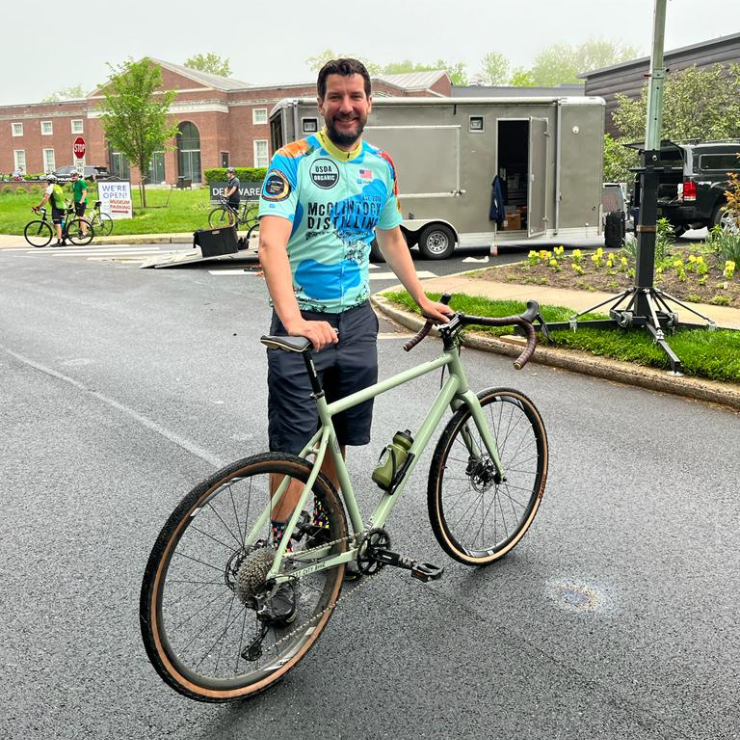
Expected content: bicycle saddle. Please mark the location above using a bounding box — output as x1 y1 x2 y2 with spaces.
260 335 311 353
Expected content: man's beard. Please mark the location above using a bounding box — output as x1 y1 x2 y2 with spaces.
326 115 366 148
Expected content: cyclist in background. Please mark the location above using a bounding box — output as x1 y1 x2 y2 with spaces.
225 167 240 214
33 174 66 245
70 171 88 236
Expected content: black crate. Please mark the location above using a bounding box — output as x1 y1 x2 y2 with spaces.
193 226 239 258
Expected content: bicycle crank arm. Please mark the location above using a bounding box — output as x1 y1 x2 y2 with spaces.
368 547 444 583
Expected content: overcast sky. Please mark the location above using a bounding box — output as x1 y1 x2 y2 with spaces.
3 0 738 106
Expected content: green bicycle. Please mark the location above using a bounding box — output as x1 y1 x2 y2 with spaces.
139 295 549 702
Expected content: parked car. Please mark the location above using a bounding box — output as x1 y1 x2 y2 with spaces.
52 165 110 182
630 140 740 235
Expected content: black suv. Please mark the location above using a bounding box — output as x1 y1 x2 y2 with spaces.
631 140 740 235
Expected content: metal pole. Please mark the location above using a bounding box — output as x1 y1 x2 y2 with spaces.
634 0 668 310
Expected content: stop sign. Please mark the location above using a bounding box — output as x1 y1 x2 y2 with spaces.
73 137 86 160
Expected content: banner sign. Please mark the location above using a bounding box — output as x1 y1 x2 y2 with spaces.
99 180 133 220
209 180 263 204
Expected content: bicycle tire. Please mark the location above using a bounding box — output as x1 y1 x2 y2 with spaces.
245 222 259 249
24 220 53 248
65 218 94 246
140 452 347 702
208 206 236 229
427 388 548 565
96 212 114 236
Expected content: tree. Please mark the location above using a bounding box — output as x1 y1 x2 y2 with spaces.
98 58 180 208
603 133 639 182
612 63 740 141
42 85 85 102
183 53 232 77
306 50 381 75
480 52 510 86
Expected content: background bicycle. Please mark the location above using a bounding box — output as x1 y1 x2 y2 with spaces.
207 197 260 247
24 207 94 247
86 200 114 237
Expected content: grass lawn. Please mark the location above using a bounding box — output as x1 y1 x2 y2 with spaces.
0 186 246 236
384 291 740 385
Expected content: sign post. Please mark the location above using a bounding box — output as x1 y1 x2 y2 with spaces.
73 136 86 175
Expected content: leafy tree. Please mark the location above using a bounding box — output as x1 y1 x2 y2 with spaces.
509 67 535 87
183 53 232 77
42 85 85 102
306 50 381 75
526 38 639 86
480 52 510 86
612 63 740 142
603 133 639 182
98 58 180 207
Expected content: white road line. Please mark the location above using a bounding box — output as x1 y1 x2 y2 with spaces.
208 269 261 275
50 249 168 257
370 271 437 279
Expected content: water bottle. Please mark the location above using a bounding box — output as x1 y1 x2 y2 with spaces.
371 430 414 491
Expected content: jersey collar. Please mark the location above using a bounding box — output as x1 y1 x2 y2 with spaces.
317 128 363 161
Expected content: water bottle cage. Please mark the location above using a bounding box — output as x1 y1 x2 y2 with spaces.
388 451 414 494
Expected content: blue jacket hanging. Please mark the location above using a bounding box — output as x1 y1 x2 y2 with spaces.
489 175 506 226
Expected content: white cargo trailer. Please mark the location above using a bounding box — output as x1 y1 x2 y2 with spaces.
269 95 605 259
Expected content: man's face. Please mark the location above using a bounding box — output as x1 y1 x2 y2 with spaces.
318 73 372 149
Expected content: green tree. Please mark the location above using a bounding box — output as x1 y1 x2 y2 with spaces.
603 133 639 182
612 63 740 141
306 50 381 75
183 53 232 77
480 52 510 86
509 67 535 87
98 58 180 208
42 85 85 102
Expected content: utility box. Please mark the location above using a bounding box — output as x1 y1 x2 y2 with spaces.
193 226 239 257
269 95 606 257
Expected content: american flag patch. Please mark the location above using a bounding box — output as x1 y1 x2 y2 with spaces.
359 168 373 179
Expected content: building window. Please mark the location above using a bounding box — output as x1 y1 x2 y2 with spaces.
221 152 229 168
302 118 318 134
71 119 84 134
469 116 484 133
253 108 268 125
14 150 26 174
12 122 23 137
253 139 269 168
41 121 53 136
43 148 56 172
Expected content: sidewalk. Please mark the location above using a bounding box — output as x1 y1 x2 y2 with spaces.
0 232 193 248
374 274 740 411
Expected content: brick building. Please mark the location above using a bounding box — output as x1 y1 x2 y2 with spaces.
0 60 450 185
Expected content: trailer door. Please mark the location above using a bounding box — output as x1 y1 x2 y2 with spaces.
528 118 548 237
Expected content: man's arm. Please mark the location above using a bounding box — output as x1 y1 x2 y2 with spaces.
375 226 453 323
258 216 338 350
33 192 50 211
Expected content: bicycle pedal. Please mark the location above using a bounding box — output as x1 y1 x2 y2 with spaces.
410 562 444 583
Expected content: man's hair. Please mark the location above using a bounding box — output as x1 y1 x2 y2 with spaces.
317 58 371 100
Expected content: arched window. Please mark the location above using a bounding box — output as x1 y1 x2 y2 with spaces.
176 122 202 184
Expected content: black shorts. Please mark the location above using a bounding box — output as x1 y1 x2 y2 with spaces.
267 301 379 455
74 202 86 217
51 206 64 225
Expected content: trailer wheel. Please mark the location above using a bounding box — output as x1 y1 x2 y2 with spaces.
369 238 385 263
418 224 455 260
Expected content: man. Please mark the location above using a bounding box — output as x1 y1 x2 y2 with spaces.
70 171 88 235
224 166 240 216
258 58 452 602
33 174 66 245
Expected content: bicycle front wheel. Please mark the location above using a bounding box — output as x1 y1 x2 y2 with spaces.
428 388 548 565
24 220 53 247
66 218 94 245
96 212 114 236
208 206 236 228
140 453 348 702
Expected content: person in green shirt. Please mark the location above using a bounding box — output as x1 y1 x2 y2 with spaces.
70 171 88 236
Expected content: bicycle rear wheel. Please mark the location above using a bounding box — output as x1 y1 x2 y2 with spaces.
428 388 548 565
96 212 114 236
140 453 347 702
24 220 53 247
208 206 236 228
66 218 94 245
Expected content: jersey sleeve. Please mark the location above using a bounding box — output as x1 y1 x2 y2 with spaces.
376 150 403 230
258 150 300 223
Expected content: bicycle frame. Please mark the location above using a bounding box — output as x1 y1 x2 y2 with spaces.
253 341 507 583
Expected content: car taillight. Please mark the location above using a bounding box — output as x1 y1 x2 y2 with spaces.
681 179 697 202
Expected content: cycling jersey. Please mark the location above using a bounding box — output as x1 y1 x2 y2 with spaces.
258 128 402 313
46 183 66 209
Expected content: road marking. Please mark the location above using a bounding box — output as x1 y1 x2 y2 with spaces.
370 271 437 280
208 269 262 275
50 249 167 256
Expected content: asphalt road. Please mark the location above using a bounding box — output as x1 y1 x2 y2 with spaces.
1 247 738 740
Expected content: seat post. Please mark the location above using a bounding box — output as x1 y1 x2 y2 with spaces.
301 351 324 398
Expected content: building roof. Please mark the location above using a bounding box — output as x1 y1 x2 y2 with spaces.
580 31 740 79
151 59 253 90
374 70 449 90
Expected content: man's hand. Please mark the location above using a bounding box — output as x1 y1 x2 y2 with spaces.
283 317 339 352
418 295 454 324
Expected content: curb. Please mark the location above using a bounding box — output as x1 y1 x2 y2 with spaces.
371 294 740 412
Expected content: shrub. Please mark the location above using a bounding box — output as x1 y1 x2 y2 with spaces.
706 225 740 265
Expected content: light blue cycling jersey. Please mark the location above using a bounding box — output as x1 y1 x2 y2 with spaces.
258 128 403 313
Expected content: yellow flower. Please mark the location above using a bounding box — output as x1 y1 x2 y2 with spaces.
572 249 582 259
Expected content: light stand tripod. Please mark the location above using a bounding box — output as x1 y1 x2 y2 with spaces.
544 0 716 374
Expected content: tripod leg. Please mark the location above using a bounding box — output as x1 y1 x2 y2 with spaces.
643 292 683 374
652 288 717 328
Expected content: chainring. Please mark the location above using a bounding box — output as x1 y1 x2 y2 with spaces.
356 528 391 575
